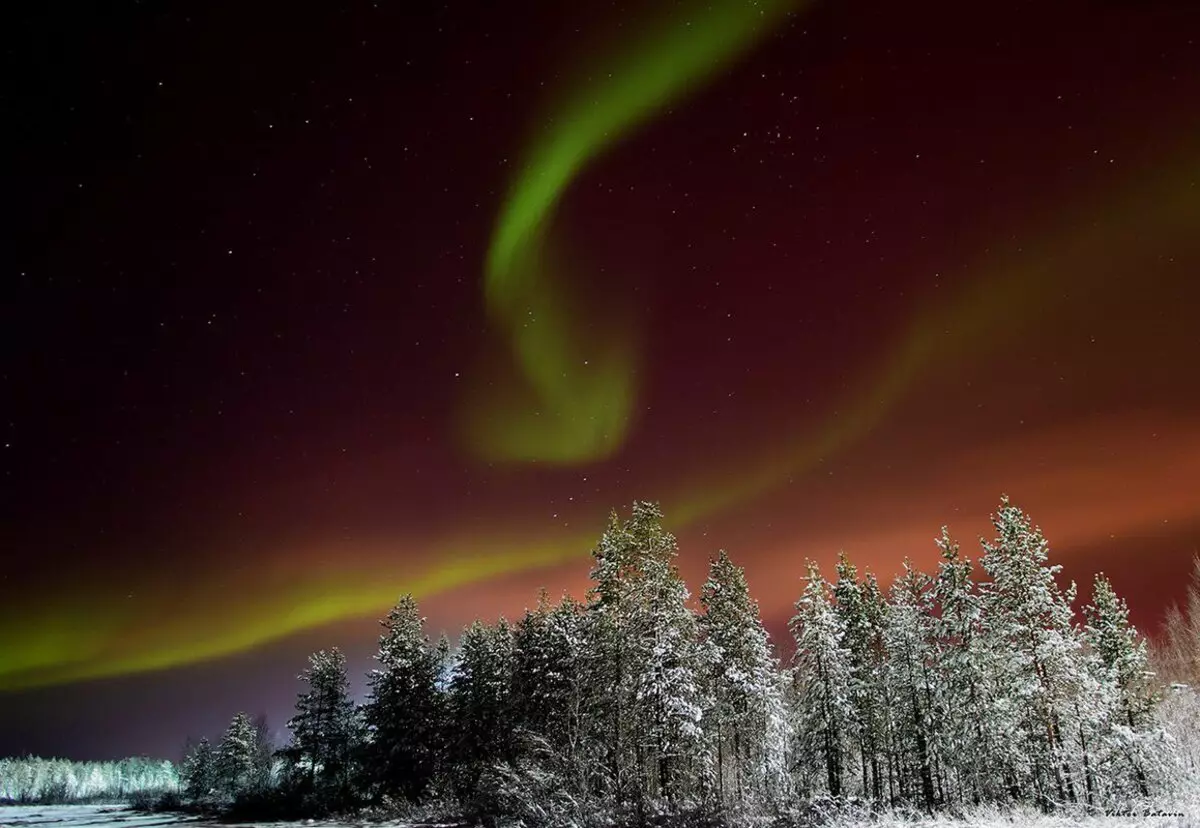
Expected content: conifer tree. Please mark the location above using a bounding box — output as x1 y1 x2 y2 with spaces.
884 562 940 812
831 553 888 801
1084 572 1156 797
216 711 259 798
363 594 446 804
930 527 1001 804
286 648 362 802
979 497 1086 808
635 535 708 802
789 562 852 797
181 737 215 801
449 618 516 803
511 591 590 783
700 550 790 806
585 508 638 801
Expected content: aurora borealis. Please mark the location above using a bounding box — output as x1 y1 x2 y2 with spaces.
4 0 1200 758
467 0 799 464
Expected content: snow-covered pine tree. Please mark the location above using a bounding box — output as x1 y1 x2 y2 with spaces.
789 561 853 798
831 553 888 801
362 594 446 804
979 496 1087 809
181 736 215 801
215 711 259 798
448 618 516 804
634 529 708 803
285 647 362 803
512 590 560 740
883 561 940 812
585 508 638 802
583 502 707 806
929 527 1003 806
700 550 790 808
511 592 589 778
1084 572 1157 798
859 571 899 804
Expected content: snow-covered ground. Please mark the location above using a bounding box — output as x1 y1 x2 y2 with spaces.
856 809 1198 828
0 806 421 828
0 806 210 828
1 805 1195 828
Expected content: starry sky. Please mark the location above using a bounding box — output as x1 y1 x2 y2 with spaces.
3 0 1199 760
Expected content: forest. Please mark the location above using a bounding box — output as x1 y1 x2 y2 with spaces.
4 498 1199 826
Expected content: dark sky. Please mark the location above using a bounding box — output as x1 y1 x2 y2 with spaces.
3 0 1199 760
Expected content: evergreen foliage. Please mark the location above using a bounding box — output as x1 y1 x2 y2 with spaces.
283 647 361 807
214 712 259 798
362 594 446 804
151 498 1194 822
180 737 215 801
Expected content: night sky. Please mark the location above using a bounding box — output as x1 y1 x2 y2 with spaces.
3 0 1199 760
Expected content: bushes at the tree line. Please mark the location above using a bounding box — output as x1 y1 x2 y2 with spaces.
156 498 1194 824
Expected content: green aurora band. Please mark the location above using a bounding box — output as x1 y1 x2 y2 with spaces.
463 0 801 464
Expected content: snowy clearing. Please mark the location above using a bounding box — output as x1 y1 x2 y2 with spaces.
0 806 209 828
1 804 1197 828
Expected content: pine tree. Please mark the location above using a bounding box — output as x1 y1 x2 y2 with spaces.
512 593 591 770
581 502 710 805
789 561 853 798
979 496 1086 808
585 508 638 802
285 648 362 804
181 737 215 801
700 550 790 807
883 561 940 812
363 594 446 804
831 553 889 801
929 527 1002 805
635 535 708 802
1084 572 1157 798
448 618 516 804
216 711 259 798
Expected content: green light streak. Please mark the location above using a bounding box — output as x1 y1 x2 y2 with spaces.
467 0 800 463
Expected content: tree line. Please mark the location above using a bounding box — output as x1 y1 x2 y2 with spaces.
0 756 177 805
177 498 1196 823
